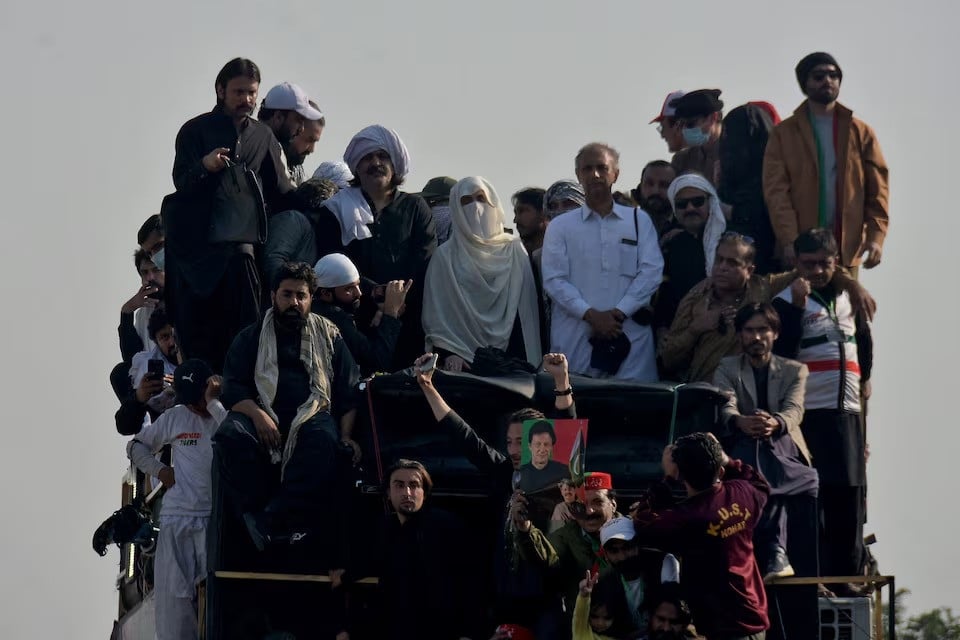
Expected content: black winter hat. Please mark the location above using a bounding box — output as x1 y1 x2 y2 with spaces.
795 52 843 91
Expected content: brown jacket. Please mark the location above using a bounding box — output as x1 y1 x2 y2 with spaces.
660 271 797 382
714 353 811 464
762 101 889 266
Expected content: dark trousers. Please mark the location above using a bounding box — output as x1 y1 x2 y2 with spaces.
212 410 339 523
172 252 260 373
819 485 866 578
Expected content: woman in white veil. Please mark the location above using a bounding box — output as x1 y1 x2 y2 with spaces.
422 176 542 372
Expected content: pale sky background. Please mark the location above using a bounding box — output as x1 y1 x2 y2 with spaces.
0 0 955 636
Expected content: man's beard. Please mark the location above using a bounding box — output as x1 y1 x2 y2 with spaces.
640 195 672 218
334 298 361 315
807 86 837 106
273 303 306 332
282 142 305 169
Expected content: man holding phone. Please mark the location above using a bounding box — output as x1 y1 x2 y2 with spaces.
312 253 413 376
128 311 181 414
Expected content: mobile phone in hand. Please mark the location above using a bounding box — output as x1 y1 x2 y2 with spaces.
147 359 165 381
418 353 439 374
372 284 386 303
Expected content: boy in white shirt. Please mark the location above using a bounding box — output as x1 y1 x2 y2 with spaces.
127 359 226 640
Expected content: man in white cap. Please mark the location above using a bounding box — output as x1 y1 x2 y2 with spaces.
283 101 325 186
258 82 325 185
650 90 687 154
319 124 436 369
312 253 412 376
601 516 681 630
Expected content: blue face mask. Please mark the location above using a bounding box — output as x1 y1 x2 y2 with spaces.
682 126 711 147
151 247 165 272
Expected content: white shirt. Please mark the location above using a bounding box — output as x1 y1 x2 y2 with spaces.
127 402 227 517
541 202 663 381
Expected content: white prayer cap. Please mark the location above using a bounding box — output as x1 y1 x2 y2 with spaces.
314 253 360 289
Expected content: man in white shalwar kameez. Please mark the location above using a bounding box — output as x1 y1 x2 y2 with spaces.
542 143 664 382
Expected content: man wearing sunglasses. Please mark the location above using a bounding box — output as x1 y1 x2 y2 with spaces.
763 52 890 273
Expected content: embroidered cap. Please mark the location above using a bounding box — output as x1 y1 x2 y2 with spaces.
583 472 614 491
495 624 535 640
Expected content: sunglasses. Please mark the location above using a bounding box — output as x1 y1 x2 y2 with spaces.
721 230 755 244
674 195 708 210
811 70 841 82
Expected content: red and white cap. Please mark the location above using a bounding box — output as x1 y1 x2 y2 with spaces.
649 90 686 124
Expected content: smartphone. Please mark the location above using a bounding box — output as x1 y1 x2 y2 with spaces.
418 353 439 374
372 284 386 303
147 359 165 381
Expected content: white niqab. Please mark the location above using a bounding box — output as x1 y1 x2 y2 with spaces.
667 173 727 275
422 177 541 365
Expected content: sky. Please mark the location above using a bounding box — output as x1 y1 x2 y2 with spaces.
0 0 955 636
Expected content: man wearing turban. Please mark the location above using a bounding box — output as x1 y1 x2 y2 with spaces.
315 124 437 369
763 52 890 272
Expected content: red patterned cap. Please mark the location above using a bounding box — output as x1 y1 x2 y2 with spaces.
496 624 535 640
583 472 613 491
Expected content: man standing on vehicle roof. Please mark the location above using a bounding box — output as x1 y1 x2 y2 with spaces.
772 228 873 597
163 57 295 374
541 143 663 382
258 82 325 186
763 52 889 272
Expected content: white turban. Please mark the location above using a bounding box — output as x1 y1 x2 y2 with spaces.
313 253 360 289
667 174 727 275
312 161 354 189
342 124 410 178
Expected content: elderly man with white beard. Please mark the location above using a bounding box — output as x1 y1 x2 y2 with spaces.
542 143 664 382
422 176 542 372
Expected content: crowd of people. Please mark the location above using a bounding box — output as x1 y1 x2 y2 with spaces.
110 49 890 639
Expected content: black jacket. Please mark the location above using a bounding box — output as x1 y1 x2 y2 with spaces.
372 507 482 639
164 106 294 296
319 190 437 369
312 300 402 377
221 315 360 428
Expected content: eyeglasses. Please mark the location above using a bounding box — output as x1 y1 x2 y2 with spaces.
811 70 841 82
674 195 708 210
721 230 755 244
656 120 678 134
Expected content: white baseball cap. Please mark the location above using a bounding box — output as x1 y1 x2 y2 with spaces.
649 89 685 124
600 516 636 547
263 82 324 120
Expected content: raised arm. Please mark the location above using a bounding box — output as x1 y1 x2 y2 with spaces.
415 353 509 473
